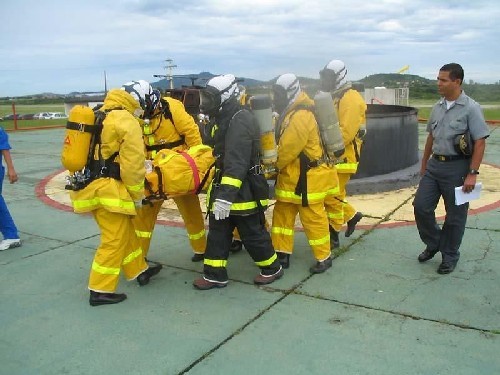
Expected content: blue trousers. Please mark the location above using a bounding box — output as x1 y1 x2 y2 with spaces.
413 158 469 264
0 166 19 240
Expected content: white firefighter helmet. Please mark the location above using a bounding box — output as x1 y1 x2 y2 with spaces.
145 89 162 119
320 59 347 92
199 74 240 115
272 73 301 114
121 80 154 117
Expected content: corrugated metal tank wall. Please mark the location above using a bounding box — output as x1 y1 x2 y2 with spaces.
354 104 419 178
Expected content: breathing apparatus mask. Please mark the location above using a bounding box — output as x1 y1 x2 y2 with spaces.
272 73 301 115
319 59 347 92
200 74 239 117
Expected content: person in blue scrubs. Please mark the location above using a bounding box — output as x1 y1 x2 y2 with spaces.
0 127 21 251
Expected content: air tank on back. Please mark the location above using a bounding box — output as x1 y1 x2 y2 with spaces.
250 94 277 168
313 91 345 159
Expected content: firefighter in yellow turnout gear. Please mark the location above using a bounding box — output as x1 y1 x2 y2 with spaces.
131 83 207 262
271 74 339 274
68 86 162 306
320 60 366 248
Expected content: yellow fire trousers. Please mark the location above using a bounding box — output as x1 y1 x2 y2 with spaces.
271 200 331 261
88 208 148 293
324 173 357 232
133 194 207 257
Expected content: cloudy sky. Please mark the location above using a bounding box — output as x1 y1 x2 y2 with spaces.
1 0 499 96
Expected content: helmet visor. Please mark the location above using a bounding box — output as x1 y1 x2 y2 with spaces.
199 86 220 115
272 85 288 114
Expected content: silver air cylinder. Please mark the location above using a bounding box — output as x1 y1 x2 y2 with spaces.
251 95 277 165
313 91 345 158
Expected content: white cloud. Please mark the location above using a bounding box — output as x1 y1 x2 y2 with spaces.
0 0 499 96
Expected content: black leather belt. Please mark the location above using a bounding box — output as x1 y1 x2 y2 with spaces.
432 154 471 161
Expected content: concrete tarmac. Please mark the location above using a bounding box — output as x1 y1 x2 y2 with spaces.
0 125 499 375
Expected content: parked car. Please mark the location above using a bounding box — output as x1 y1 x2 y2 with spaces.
1 114 21 120
48 112 68 119
19 113 35 120
34 112 52 120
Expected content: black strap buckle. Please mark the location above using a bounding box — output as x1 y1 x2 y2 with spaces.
249 164 263 175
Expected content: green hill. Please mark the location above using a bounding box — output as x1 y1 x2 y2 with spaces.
358 73 500 102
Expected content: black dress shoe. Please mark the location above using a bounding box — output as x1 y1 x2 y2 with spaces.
277 252 290 269
310 257 333 274
345 212 363 237
230 239 243 253
191 253 204 262
437 262 456 274
137 263 162 286
330 227 340 249
89 291 127 306
418 249 437 263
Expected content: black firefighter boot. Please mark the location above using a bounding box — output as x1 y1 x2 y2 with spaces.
137 263 162 286
230 239 243 254
277 252 290 269
330 226 340 249
89 291 127 306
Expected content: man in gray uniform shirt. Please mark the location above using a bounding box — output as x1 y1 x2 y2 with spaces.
413 63 490 274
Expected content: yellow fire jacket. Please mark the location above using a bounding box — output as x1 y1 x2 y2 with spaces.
334 88 367 174
143 97 202 159
275 92 338 205
70 89 145 215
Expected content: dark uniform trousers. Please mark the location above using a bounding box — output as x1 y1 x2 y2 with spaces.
413 157 470 264
204 211 281 282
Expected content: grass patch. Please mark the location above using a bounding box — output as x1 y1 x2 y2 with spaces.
0 104 65 117
412 102 500 122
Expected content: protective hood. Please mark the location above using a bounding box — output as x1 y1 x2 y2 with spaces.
101 89 141 116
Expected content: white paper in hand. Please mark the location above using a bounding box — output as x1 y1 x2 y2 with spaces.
455 182 482 205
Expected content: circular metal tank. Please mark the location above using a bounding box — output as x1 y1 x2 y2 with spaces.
354 104 419 178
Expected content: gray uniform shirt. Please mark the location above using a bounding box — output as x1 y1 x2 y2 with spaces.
427 91 490 155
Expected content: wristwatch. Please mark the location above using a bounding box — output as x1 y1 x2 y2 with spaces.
468 169 480 175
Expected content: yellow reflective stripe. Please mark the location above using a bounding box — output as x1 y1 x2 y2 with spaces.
336 162 358 171
326 186 340 195
221 176 242 188
327 212 343 219
271 226 294 236
146 135 155 145
231 200 268 211
73 197 135 211
274 189 327 201
122 247 143 265
126 181 144 192
143 125 152 135
211 124 218 137
309 234 330 246
188 228 206 241
135 230 152 238
92 260 120 275
255 252 277 267
204 258 228 268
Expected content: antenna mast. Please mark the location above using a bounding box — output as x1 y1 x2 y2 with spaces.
165 59 177 89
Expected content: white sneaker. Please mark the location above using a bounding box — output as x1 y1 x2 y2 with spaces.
0 238 22 251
